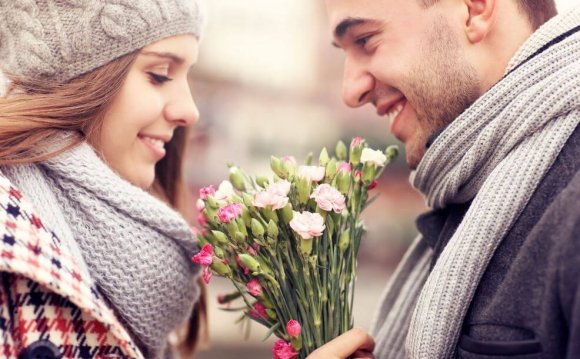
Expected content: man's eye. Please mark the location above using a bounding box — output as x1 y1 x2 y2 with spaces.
148 72 173 84
354 35 372 47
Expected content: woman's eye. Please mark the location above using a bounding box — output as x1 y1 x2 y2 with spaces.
148 72 173 84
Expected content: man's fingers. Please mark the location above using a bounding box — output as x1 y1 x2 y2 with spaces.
310 328 375 357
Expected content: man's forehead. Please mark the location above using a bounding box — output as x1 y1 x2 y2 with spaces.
325 0 385 33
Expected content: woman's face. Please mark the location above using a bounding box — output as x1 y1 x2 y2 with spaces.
95 34 199 189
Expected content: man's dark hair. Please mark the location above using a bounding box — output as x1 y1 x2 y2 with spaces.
421 0 557 30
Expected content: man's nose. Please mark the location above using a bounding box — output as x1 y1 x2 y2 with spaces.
342 57 374 108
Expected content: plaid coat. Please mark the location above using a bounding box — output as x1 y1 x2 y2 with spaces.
0 173 143 358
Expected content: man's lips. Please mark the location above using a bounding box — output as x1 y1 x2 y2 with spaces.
377 97 407 137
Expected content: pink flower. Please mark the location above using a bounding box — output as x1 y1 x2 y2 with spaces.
350 137 365 148
368 179 378 190
286 320 301 338
192 244 214 266
272 339 298 359
196 198 205 211
217 294 227 304
246 279 263 297
297 165 325 182
253 180 291 210
236 255 250 275
217 203 243 223
197 212 209 227
215 181 235 200
199 185 215 200
202 267 212 284
310 184 346 213
249 302 268 320
281 156 297 165
337 162 352 173
289 211 325 240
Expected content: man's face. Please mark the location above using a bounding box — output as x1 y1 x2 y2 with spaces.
326 0 481 169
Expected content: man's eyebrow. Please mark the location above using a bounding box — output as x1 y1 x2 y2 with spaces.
140 51 185 64
332 17 382 47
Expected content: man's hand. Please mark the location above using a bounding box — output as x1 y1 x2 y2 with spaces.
306 328 375 359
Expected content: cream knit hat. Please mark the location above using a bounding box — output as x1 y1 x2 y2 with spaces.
0 0 207 83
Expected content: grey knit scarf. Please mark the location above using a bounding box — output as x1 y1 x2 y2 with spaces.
1 139 200 359
371 7 580 359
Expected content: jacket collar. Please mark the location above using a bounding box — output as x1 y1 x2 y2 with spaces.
0 173 143 359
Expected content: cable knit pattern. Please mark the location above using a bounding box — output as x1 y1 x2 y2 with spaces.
371 7 580 359
0 0 207 83
1 138 201 359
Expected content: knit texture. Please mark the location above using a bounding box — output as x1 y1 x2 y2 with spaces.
1 137 201 359
371 7 580 359
0 0 207 83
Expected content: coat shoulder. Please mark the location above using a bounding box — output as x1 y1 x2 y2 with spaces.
0 172 143 358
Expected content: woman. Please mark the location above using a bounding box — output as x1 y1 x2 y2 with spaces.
0 1 206 358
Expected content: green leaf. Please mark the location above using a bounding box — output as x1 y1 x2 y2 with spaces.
261 322 281 341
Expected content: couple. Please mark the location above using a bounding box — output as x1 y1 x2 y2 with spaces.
0 0 578 358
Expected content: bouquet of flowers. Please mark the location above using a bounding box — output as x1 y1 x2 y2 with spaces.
193 138 397 359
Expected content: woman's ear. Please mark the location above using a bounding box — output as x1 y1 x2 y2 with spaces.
463 0 497 43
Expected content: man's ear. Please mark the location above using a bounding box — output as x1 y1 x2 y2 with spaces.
463 0 496 43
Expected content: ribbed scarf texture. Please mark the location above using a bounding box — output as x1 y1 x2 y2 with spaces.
1 139 200 359
371 7 580 358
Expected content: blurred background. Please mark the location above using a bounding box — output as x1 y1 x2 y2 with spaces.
187 0 577 358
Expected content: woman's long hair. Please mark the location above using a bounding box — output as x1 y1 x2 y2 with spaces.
0 51 137 164
0 52 207 356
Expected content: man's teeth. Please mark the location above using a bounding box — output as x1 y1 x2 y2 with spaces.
386 103 404 124
141 136 165 149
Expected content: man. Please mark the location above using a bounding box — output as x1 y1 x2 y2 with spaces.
309 0 579 358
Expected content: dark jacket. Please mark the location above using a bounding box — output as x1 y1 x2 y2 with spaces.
417 125 580 358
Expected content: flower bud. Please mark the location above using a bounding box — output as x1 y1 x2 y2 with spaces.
239 254 260 272
267 220 279 239
280 203 294 224
262 208 279 224
335 140 347 161
297 177 311 205
217 291 241 304
362 163 376 185
336 171 351 194
270 156 288 179
304 152 313 166
206 195 220 209
318 147 330 167
339 231 350 253
286 320 301 338
234 231 247 245
349 137 365 165
229 167 245 191
210 258 232 277
211 230 229 244
213 246 225 258
256 176 269 188
251 218 265 238
325 158 338 179
386 145 399 163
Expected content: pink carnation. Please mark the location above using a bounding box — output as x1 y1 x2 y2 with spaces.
338 162 352 173
217 203 243 223
199 185 215 200
249 302 268 320
197 212 209 227
350 137 365 148
297 166 325 182
272 339 298 359
246 279 263 297
202 267 212 284
253 180 290 210
289 211 325 240
236 255 250 275
286 320 301 338
281 156 297 165
191 244 214 266
368 179 378 190
310 184 346 213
